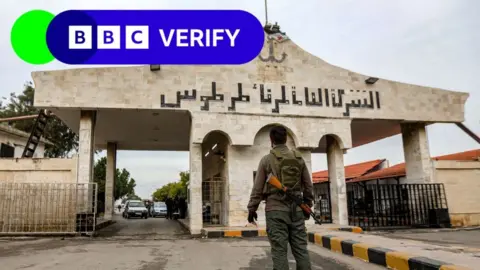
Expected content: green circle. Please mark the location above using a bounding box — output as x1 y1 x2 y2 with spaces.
11 10 55 65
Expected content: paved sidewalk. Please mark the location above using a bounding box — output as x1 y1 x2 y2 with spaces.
309 230 480 269
371 228 480 249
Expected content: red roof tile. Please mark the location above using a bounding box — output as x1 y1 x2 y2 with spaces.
350 163 406 182
351 149 480 183
432 149 480 161
312 159 385 184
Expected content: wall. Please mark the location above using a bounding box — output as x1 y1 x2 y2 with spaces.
32 35 468 123
0 129 46 158
433 160 480 227
227 125 314 227
0 157 79 233
0 157 77 184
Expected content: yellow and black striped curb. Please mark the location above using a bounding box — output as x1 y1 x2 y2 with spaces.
201 226 363 238
307 232 472 270
202 229 268 238
329 227 363 234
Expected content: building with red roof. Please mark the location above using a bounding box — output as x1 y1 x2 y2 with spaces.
331 149 480 228
351 149 480 183
312 159 387 184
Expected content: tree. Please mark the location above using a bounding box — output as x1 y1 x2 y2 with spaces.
0 82 78 157
93 157 137 201
179 171 189 197
152 182 176 201
151 171 189 201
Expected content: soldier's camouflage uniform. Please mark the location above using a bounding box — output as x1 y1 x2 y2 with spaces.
248 144 314 270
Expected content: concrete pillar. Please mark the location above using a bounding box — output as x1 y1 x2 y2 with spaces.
327 136 348 225
77 110 96 213
401 122 432 183
104 142 117 220
189 143 203 234
78 111 96 184
227 145 254 227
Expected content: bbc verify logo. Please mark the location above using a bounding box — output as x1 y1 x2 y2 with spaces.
69 26 149 49
69 25 241 50
12 10 264 65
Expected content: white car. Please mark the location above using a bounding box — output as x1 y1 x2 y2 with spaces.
123 200 148 219
150 202 167 217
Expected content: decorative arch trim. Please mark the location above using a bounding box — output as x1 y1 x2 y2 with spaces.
201 129 233 145
319 133 347 150
252 123 301 147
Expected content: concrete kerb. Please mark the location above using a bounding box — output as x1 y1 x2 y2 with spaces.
177 219 196 235
0 220 115 238
201 226 363 239
95 219 116 231
201 228 269 238
307 232 473 270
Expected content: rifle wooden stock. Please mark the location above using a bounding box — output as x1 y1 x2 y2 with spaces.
266 174 286 191
266 174 322 224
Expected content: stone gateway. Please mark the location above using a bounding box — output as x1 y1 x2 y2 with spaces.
31 26 468 234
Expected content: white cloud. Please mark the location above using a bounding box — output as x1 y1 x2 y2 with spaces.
1 0 478 197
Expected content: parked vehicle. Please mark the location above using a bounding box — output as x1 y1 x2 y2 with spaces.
150 201 167 217
123 200 148 219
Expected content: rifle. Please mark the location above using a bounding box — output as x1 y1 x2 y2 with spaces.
267 173 322 225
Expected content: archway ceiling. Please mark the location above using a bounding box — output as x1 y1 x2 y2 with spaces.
52 108 404 152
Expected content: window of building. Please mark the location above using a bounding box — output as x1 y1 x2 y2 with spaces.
0 143 15 158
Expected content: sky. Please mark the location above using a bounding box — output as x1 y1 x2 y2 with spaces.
0 0 478 199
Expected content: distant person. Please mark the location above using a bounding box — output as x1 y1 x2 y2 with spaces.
179 196 187 219
166 197 173 219
117 205 121 213
172 195 180 219
146 202 151 216
174 195 179 212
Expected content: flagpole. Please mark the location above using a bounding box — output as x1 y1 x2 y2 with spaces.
264 0 269 25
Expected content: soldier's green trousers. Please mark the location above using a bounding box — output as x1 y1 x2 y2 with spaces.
266 210 311 270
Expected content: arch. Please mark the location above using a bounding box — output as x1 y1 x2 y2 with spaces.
201 130 230 226
318 133 346 153
201 129 233 145
253 123 300 148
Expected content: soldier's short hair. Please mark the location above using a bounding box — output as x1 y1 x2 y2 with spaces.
269 125 287 145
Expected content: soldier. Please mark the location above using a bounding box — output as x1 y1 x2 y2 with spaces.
165 197 173 219
247 125 314 270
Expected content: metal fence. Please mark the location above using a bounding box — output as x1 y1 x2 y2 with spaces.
0 182 97 235
347 183 450 230
202 177 224 226
313 182 332 223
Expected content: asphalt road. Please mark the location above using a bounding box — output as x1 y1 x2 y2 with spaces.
96 214 187 239
0 216 383 270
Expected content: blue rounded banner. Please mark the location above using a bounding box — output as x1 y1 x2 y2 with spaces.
46 10 265 65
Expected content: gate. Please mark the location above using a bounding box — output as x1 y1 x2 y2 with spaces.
313 182 332 223
347 183 450 230
202 177 224 226
0 183 98 235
